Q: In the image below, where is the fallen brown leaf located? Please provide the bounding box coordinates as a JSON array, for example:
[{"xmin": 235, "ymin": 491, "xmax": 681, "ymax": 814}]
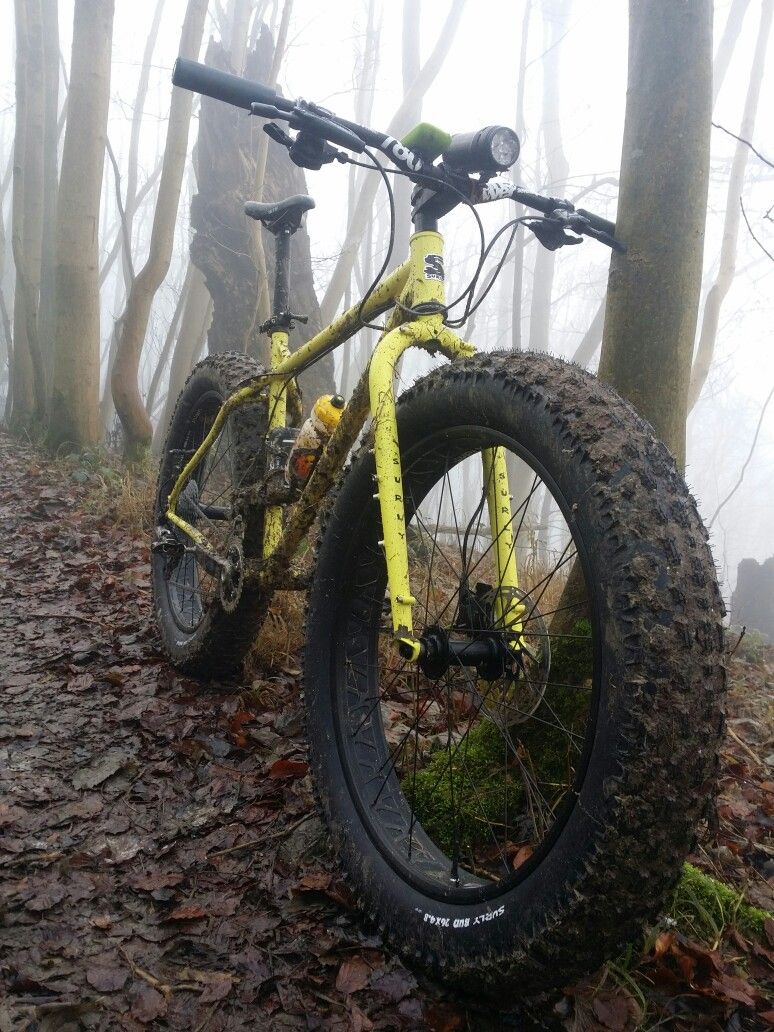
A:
[{"xmin": 335, "ymin": 956, "xmax": 370, "ymax": 994}]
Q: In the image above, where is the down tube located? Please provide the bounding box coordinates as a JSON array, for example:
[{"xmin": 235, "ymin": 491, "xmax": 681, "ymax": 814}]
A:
[{"xmin": 482, "ymin": 447, "xmax": 523, "ymax": 637}]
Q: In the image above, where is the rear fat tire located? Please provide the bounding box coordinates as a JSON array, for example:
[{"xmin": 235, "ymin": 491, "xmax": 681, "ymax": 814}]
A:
[
  {"xmin": 303, "ymin": 350, "xmax": 725, "ymax": 993},
  {"xmin": 152, "ymin": 353, "xmax": 269, "ymax": 678}
]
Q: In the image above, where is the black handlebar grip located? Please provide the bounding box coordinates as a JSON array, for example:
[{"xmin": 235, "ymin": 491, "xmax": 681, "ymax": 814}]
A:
[
  {"xmin": 172, "ymin": 57, "xmax": 293, "ymax": 113},
  {"xmin": 576, "ymin": 207, "xmax": 616, "ymax": 238}
]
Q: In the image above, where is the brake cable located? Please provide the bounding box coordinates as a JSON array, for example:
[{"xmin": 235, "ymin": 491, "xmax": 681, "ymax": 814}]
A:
[
  {"xmin": 263, "ymin": 119, "xmax": 561, "ymax": 333},
  {"xmin": 343, "ymin": 155, "xmax": 490, "ymax": 325}
]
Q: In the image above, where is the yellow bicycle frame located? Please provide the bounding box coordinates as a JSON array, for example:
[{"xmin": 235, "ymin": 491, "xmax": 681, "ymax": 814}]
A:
[{"xmin": 165, "ymin": 229, "xmax": 522, "ymax": 658}]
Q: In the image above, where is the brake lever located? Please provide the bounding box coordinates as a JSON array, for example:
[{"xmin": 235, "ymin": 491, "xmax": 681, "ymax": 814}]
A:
[
  {"xmin": 528, "ymin": 218, "xmax": 583, "ymax": 252},
  {"xmin": 250, "ymin": 101, "xmax": 286, "ymax": 119},
  {"xmin": 263, "ymin": 122, "xmax": 294, "ymax": 150},
  {"xmin": 289, "ymin": 103, "xmax": 366, "ymax": 153},
  {"xmin": 548, "ymin": 210, "xmax": 627, "ymax": 254}
]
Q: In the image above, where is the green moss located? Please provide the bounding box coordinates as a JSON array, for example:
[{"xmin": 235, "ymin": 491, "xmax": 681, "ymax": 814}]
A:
[
  {"xmin": 671, "ymin": 863, "xmax": 772, "ymax": 943},
  {"xmin": 550, "ymin": 617, "xmax": 593, "ymax": 687},
  {"xmin": 405, "ymin": 719, "xmax": 523, "ymax": 855},
  {"xmin": 404, "ymin": 620, "xmax": 594, "ymax": 855}
]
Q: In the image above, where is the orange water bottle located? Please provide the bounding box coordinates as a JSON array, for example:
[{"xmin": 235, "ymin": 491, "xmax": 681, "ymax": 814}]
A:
[{"xmin": 286, "ymin": 394, "xmax": 345, "ymax": 487}]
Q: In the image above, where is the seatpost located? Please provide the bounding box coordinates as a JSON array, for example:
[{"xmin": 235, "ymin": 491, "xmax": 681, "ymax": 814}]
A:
[{"xmin": 273, "ymin": 227, "xmax": 292, "ymax": 318}]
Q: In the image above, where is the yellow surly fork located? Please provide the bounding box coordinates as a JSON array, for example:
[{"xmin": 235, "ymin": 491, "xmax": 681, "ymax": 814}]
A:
[{"xmin": 165, "ymin": 227, "xmax": 523, "ymax": 660}]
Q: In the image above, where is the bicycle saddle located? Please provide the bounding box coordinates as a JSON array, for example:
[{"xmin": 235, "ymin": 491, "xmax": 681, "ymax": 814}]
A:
[{"xmin": 244, "ymin": 194, "xmax": 315, "ymax": 234}]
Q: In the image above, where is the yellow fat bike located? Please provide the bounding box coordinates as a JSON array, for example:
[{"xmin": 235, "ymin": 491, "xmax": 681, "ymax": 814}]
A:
[{"xmin": 152, "ymin": 58, "xmax": 725, "ymax": 996}]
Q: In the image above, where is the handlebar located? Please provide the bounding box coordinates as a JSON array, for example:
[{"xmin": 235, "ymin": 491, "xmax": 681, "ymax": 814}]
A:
[
  {"xmin": 508, "ymin": 187, "xmax": 622, "ymax": 251},
  {"xmin": 172, "ymin": 57, "xmax": 623, "ymax": 252},
  {"xmin": 576, "ymin": 208, "xmax": 616, "ymax": 238},
  {"xmin": 172, "ymin": 57, "xmax": 293, "ymax": 113}
]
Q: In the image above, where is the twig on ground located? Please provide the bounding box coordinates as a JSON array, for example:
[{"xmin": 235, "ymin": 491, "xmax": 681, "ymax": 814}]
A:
[
  {"xmin": 207, "ymin": 812, "xmax": 313, "ymax": 859},
  {"xmin": 726, "ymin": 724, "xmax": 764, "ymax": 767}
]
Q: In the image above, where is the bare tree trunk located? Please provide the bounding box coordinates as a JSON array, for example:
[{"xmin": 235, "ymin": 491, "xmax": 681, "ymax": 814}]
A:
[
  {"xmin": 392, "ymin": 0, "xmax": 421, "ymax": 266},
  {"xmin": 713, "ymin": 0, "xmax": 752, "ymax": 105},
  {"xmin": 528, "ymin": 0, "xmax": 571, "ymax": 353},
  {"xmin": 111, "ymin": 0, "xmax": 208, "ymax": 460},
  {"xmin": 511, "ymin": 0, "xmax": 531, "ymax": 351},
  {"xmin": 0, "ymin": 149, "xmax": 13, "ymax": 405},
  {"xmin": 99, "ymin": 161, "xmax": 162, "ymax": 288},
  {"xmin": 145, "ymin": 261, "xmax": 192, "ymax": 418},
  {"xmin": 118, "ymin": 0, "xmax": 166, "ymax": 291},
  {"xmin": 47, "ymin": 0, "xmax": 115, "ymax": 450},
  {"xmin": 190, "ymin": 26, "xmax": 332, "ymax": 406},
  {"xmin": 598, "ymin": 0, "xmax": 712, "ymax": 470},
  {"xmin": 228, "ymin": 0, "xmax": 255, "ymax": 74},
  {"xmin": 38, "ymin": 0, "xmax": 59, "ymax": 393},
  {"xmin": 155, "ymin": 264, "xmax": 211, "ymax": 449},
  {"xmin": 688, "ymin": 0, "xmax": 772, "ymax": 411},
  {"xmin": 10, "ymin": 0, "xmax": 47, "ymax": 428},
  {"xmin": 319, "ymin": 0, "xmax": 467, "ymax": 326},
  {"xmin": 570, "ymin": 297, "xmax": 604, "ymax": 367},
  {"xmin": 340, "ymin": 0, "xmax": 380, "ymax": 395},
  {"xmin": 247, "ymin": 0, "xmax": 293, "ymax": 336}
]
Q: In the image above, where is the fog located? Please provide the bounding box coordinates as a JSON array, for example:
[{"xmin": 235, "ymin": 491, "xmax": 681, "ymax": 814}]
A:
[{"xmin": 1, "ymin": 0, "xmax": 772, "ymax": 603}]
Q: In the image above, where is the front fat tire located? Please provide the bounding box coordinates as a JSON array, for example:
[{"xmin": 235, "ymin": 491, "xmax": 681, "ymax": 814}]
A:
[{"xmin": 303, "ymin": 350, "xmax": 725, "ymax": 994}]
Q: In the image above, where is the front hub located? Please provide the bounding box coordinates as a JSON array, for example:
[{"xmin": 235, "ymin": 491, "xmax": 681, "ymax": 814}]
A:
[{"xmin": 417, "ymin": 625, "xmax": 511, "ymax": 681}]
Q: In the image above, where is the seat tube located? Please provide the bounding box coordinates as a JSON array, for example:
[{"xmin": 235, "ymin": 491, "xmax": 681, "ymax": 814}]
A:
[{"xmin": 263, "ymin": 330, "xmax": 289, "ymax": 557}]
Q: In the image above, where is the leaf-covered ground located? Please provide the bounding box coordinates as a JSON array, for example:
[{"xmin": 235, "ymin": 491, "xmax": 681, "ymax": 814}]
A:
[{"xmin": 0, "ymin": 430, "xmax": 772, "ymax": 1031}]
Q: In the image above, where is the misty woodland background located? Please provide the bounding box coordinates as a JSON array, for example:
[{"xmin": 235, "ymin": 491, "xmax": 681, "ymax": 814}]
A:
[
  {"xmin": 1, "ymin": 1, "xmax": 773, "ymax": 1030},
  {"xmin": 1, "ymin": 0, "xmax": 773, "ymax": 604}
]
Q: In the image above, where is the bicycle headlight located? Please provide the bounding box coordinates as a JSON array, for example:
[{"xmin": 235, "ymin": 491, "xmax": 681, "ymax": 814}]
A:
[{"xmin": 443, "ymin": 126, "xmax": 520, "ymax": 173}]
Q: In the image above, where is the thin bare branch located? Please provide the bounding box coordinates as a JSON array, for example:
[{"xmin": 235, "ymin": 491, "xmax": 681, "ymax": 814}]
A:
[
  {"xmin": 712, "ymin": 121, "xmax": 774, "ymax": 169},
  {"xmin": 740, "ymin": 196, "xmax": 774, "ymax": 262},
  {"xmin": 708, "ymin": 383, "xmax": 774, "ymax": 530}
]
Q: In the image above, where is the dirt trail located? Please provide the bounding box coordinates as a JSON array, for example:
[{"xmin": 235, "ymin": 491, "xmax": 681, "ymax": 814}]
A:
[
  {"xmin": 0, "ymin": 434, "xmax": 466, "ymax": 1031},
  {"xmin": 0, "ymin": 431, "xmax": 771, "ymax": 1031}
]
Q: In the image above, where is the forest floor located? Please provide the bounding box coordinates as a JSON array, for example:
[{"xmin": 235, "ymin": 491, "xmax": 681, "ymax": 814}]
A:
[{"xmin": 0, "ymin": 429, "xmax": 772, "ymax": 1032}]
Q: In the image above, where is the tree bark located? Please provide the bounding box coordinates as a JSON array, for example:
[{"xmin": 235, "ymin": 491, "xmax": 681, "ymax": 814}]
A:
[
  {"xmin": 189, "ymin": 28, "xmax": 332, "ymax": 406},
  {"xmin": 247, "ymin": 0, "xmax": 294, "ymax": 335},
  {"xmin": 510, "ymin": 0, "xmax": 531, "ymax": 351},
  {"xmin": 340, "ymin": 0, "xmax": 380, "ymax": 395},
  {"xmin": 713, "ymin": 0, "xmax": 752, "ymax": 105},
  {"xmin": 597, "ymin": 0, "xmax": 712, "ymax": 470},
  {"xmin": 111, "ymin": 0, "xmax": 207, "ymax": 460},
  {"xmin": 47, "ymin": 0, "xmax": 115, "ymax": 449},
  {"xmin": 38, "ymin": 0, "xmax": 59, "ymax": 393},
  {"xmin": 98, "ymin": 161, "xmax": 162, "ymax": 288},
  {"xmin": 688, "ymin": 0, "xmax": 772, "ymax": 412},
  {"xmin": 155, "ymin": 264, "xmax": 212, "ymax": 449},
  {"xmin": 0, "ymin": 149, "xmax": 13, "ymax": 406},
  {"xmin": 570, "ymin": 297, "xmax": 604, "ymax": 367},
  {"xmin": 392, "ymin": 0, "xmax": 421, "ymax": 266},
  {"xmin": 145, "ymin": 261, "xmax": 192, "ymax": 418},
  {"xmin": 528, "ymin": 0, "xmax": 571, "ymax": 353},
  {"xmin": 118, "ymin": 0, "xmax": 166, "ymax": 291},
  {"xmin": 10, "ymin": 0, "xmax": 47, "ymax": 428}
]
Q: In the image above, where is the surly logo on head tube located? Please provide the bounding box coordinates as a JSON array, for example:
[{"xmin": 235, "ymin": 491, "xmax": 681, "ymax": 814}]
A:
[{"xmin": 424, "ymin": 254, "xmax": 444, "ymax": 281}]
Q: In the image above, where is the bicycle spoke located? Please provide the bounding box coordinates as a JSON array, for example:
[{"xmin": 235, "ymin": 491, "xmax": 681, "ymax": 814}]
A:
[{"xmin": 337, "ymin": 433, "xmax": 595, "ymax": 899}]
